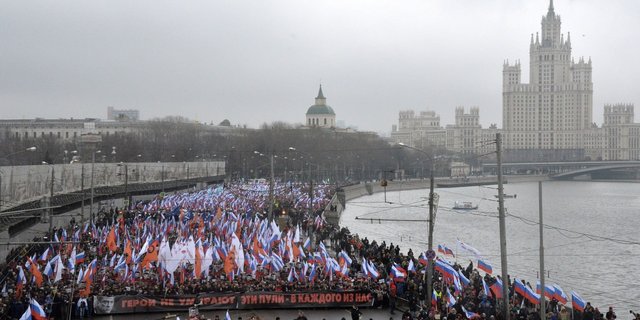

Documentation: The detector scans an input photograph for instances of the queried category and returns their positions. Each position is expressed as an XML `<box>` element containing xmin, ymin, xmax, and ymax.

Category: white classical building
<box><xmin>390</xmin><ymin>107</ymin><xmax>497</xmax><ymax>155</ymax></box>
<box><xmin>305</xmin><ymin>85</ymin><xmax>336</xmax><ymax>128</ymax></box>
<box><xmin>390</xmin><ymin>110</ymin><xmax>446</xmax><ymax>149</ymax></box>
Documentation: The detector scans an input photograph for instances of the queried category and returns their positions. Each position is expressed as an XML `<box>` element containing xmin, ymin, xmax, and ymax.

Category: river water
<box><xmin>340</xmin><ymin>181</ymin><xmax>640</xmax><ymax>312</ymax></box>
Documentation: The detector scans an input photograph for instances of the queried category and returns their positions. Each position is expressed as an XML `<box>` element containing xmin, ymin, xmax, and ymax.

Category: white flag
<box><xmin>457</xmin><ymin>239</ymin><xmax>482</xmax><ymax>259</ymax></box>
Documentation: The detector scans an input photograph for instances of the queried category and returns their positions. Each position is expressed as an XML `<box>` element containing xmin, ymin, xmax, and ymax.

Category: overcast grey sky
<box><xmin>1</xmin><ymin>0</ymin><xmax>639</xmax><ymax>134</ymax></box>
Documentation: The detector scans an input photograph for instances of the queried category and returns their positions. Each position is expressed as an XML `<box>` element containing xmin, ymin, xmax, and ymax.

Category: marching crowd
<box><xmin>0</xmin><ymin>181</ymin><xmax>608</xmax><ymax>320</ymax></box>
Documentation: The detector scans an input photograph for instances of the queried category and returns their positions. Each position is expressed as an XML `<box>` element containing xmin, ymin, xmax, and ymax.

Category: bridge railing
<box><xmin>0</xmin><ymin>161</ymin><xmax>225</xmax><ymax>212</ymax></box>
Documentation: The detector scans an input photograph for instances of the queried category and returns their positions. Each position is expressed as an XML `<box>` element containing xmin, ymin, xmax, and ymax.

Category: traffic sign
<box><xmin>426</xmin><ymin>249</ymin><xmax>436</xmax><ymax>260</ymax></box>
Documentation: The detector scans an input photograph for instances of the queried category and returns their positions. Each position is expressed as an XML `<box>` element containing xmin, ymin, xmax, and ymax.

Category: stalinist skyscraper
<box><xmin>502</xmin><ymin>0</ymin><xmax>593</xmax><ymax>155</ymax></box>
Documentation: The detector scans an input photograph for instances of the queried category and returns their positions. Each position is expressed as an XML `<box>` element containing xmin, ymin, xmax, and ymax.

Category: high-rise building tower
<box><xmin>503</xmin><ymin>0</ymin><xmax>592</xmax><ymax>151</ymax></box>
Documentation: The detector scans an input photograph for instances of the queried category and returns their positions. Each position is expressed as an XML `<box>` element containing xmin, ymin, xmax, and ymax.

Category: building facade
<box><xmin>392</xmin><ymin>1</ymin><xmax>639</xmax><ymax>162</ymax></box>
<box><xmin>0</xmin><ymin>118</ymin><xmax>138</xmax><ymax>142</ymax></box>
<box><xmin>390</xmin><ymin>110</ymin><xmax>446</xmax><ymax>149</ymax></box>
<box><xmin>305</xmin><ymin>85</ymin><xmax>336</xmax><ymax>128</ymax></box>
<box><xmin>107</xmin><ymin>106</ymin><xmax>140</xmax><ymax>121</ymax></box>
<box><xmin>391</xmin><ymin>107</ymin><xmax>497</xmax><ymax>156</ymax></box>
<box><xmin>502</xmin><ymin>0</ymin><xmax>592</xmax><ymax>153</ymax></box>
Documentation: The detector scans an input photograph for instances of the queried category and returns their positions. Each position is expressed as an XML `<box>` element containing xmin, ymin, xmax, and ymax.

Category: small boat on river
<box><xmin>453</xmin><ymin>201</ymin><xmax>478</xmax><ymax>210</ymax></box>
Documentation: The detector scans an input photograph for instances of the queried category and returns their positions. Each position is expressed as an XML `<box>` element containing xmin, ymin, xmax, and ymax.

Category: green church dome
<box><xmin>306</xmin><ymin>104</ymin><xmax>335</xmax><ymax>115</ymax></box>
<box><xmin>305</xmin><ymin>85</ymin><xmax>336</xmax><ymax>115</ymax></box>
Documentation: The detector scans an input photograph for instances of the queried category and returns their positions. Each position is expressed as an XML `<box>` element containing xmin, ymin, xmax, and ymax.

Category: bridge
<box><xmin>0</xmin><ymin>161</ymin><xmax>225</xmax><ymax>235</ymax></box>
<box><xmin>481</xmin><ymin>160</ymin><xmax>640</xmax><ymax>180</ymax></box>
<box><xmin>482</xmin><ymin>160</ymin><xmax>640</xmax><ymax>174</ymax></box>
<box><xmin>549</xmin><ymin>163</ymin><xmax>640</xmax><ymax>180</ymax></box>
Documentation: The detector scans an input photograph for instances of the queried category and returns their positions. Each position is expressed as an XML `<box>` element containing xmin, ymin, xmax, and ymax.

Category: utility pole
<box><xmin>269</xmin><ymin>154</ymin><xmax>275</xmax><ymax>220</ymax></box>
<box><xmin>49</xmin><ymin>166</ymin><xmax>54</xmax><ymax>233</ymax></box>
<box><xmin>496</xmin><ymin>133</ymin><xmax>510</xmax><ymax>320</ymax></box>
<box><xmin>426</xmin><ymin>164</ymin><xmax>435</xmax><ymax>308</ymax></box>
<box><xmin>539</xmin><ymin>181</ymin><xmax>546</xmax><ymax>320</ymax></box>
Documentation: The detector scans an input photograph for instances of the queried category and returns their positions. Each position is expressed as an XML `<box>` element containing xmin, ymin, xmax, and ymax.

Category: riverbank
<box><xmin>338</xmin><ymin>180</ymin><xmax>640</xmax><ymax>312</ymax></box>
<box><xmin>327</xmin><ymin>175</ymin><xmax>549</xmax><ymax>223</ymax></box>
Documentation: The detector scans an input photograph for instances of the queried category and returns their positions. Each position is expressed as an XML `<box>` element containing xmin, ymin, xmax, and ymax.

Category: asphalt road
<box><xmin>94</xmin><ymin>307</ymin><xmax>398</xmax><ymax>320</ymax></box>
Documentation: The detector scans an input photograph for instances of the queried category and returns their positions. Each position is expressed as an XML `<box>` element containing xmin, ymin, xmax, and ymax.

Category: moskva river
<box><xmin>340</xmin><ymin>181</ymin><xmax>640</xmax><ymax>312</ymax></box>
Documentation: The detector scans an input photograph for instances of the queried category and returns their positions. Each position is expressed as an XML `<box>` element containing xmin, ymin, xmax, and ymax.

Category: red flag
<box><xmin>28</xmin><ymin>258</ymin><xmax>43</xmax><ymax>287</ymax></box>
<box><xmin>106</xmin><ymin>226</ymin><xmax>117</xmax><ymax>253</ymax></box>
<box><xmin>194</xmin><ymin>245</ymin><xmax>202</xmax><ymax>279</ymax></box>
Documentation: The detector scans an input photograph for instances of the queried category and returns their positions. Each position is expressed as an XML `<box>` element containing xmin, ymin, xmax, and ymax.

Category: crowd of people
<box><xmin>0</xmin><ymin>180</ymin><xmax>610</xmax><ymax>320</ymax></box>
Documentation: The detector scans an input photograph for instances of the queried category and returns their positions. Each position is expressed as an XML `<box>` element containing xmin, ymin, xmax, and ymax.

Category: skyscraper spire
<box><xmin>548</xmin><ymin>0</ymin><xmax>555</xmax><ymax>15</ymax></box>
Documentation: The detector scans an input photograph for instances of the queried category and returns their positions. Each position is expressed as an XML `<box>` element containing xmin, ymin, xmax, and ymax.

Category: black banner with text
<box><xmin>93</xmin><ymin>291</ymin><xmax>373</xmax><ymax>315</ymax></box>
<box><xmin>237</xmin><ymin>291</ymin><xmax>374</xmax><ymax>309</ymax></box>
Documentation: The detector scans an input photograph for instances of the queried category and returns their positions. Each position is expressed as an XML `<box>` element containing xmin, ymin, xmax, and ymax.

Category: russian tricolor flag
<box><xmin>418</xmin><ymin>253</ymin><xmax>429</xmax><ymax>266</ymax></box>
<box><xmin>462</xmin><ymin>306</ymin><xmax>480</xmax><ymax>319</ymax></box>
<box><xmin>392</xmin><ymin>263</ymin><xmax>407</xmax><ymax>278</ymax></box>
<box><xmin>523</xmin><ymin>284</ymin><xmax>541</xmax><ymax>305</ymax></box>
<box><xmin>490</xmin><ymin>277</ymin><xmax>504</xmax><ymax>299</ymax></box>
<box><xmin>571</xmin><ymin>291</ymin><xmax>586</xmax><ymax>312</ymax></box>
<box><xmin>458</xmin><ymin>270</ymin><xmax>470</xmax><ymax>286</ymax></box>
<box><xmin>477</xmin><ymin>260</ymin><xmax>492</xmax><ymax>274</ymax></box>
<box><xmin>287</xmin><ymin>268</ymin><xmax>295</xmax><ymax>283</ymax></box>
<box><xmin>513</xmin><ymin>278</ymin><xmax>527</xmax><ymax>296</ymax></box>
<box><xmin>481</xmin><ymin>277</ymin><xmax>490</xmax><ymax>298</ymax></box>
<box><xmin>308</xmin><ymin>263</ymin><xmax>317</xmax><ymax>283</ymax></box>
<box><xmin>535</xmin><ymin>281</ymin><xmax>555</xmax><ymax>300</ymax></box>
<box><xmin>39</xmin><ymin>248</ymin><xmax>50</xmax><ymax>262</ymax></box>
<box><xmin>30</xmin><ymin>298</ymin><xmax>48</xmax><ymax>320</ymax></box>
<box><xmin>361</xmin><ymin>258</ymin><xmax>369</xmax><ymax>275</ymax></box>
<box><xmin>446</xmin><ymin>288</ymin><xmax>456</xmax><ymax>307</ymax></box>
<box><xmin>303</xmin><ymin>238</ymin><xmax>311</xmax><ymax>251</ymax></box>
<box><xmin>435</xmin><ymin>259</ymin><xmax>457</xmax><ymax>281</ymax></box>
<box><xmin>367</xmin><ymin>260</ymin><xmax>379</xmax><ymax>279</ymax></box>
<box><xmin>437</xmin><ymin>244</ymin><xmax>445</xmax><ymax>255</ymax></box>
<box><xmin>75</xmin><ymin>251</ymin><xmax>85</xmax><ymax>265</ymax></box>
<box><xmin>553</xmin><ymin>284</ymin><xmax>568</xmax><ymax>305</ymax></box>
<box><xmin>444</xmin><ymin>246</ymin><xmax>455</xmax><ymax>257</ymax></box>
<box><xmin>453</xmin><ymin>274</ymin><xmax>463</xmax><ymax>293</ymax></box>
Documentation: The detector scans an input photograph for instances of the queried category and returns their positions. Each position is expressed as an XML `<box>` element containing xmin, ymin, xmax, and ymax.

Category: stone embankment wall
<box><xmin>324</xmin><ymin>175</ymin><xmax>549</xmax><ymax>225</ymax></box>
<box><xmin>0</xmin><ymin>161</ymin><xmax>225</xmax><ymax>211</ymax></box>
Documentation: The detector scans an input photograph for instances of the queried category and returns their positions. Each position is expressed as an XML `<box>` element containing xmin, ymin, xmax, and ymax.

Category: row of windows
<box><xmin>9</xmin><ymin>131</ymin><xmax>120</xmax><ymax>139</ymax></box>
